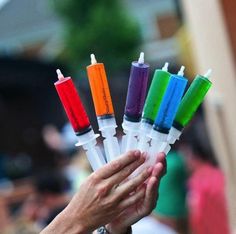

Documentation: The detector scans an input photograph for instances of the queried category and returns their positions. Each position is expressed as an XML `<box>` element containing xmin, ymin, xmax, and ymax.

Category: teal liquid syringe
<box><xmin>147</xmin><ymin>66</ymin><xmax>188</xmax><ymax>165</ymax></box>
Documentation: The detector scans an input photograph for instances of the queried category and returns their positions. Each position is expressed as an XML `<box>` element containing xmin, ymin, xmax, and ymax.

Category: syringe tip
<box><xmin>204</xmin><ymin>69</ymin><xmax>212</xmax><ymax>79</ymax></box>
<box><xmin>162</xmin><ymin>62</ymin><xmax>169</xmax><ymax>71</ymax></box>
<box><xmin>177</xmin><ymin>65</ymin><xmax>185</xmax><ymax>76</ymax></box>
<box><xmin>56</xmin><ymin>69</ymin><xmax>64</xmax><ymax>80</ymax></box>
<box><xmin>90</xmin><ymin>54</ymin><xmax>97</xmax><ymax>65</ymax></box>
<box><xmin>138</xmin><ymin>52</ymin><xmax>144</xmax><ymax>64</ymax></box>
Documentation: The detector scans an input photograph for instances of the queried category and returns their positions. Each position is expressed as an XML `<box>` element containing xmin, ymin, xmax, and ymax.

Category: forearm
<box><xmin>40</xmin><ymin>209</ymin><xmax>88</xmax><ymax>234</ymax></box>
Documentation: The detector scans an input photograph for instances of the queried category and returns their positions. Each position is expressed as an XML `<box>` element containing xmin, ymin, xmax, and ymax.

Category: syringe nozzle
<box><xmin>162</xmin><ymin>62</ymin><xmax>169</xmax><ymax>71</ymax></box>
<box><xmin>56</xmin><ymin>69</ymin><xmax>64</xmax><ymax>80</ymax></box>
<box><xmin>138</xmin><ymin>52</ymin><xmax>144</xmax><ymax>64</ymax></box>
<box><xmin>177</xmin><ymin>66</ymin><xmax>185</xmax><ymax>76</ymax></box>
<box><xmin>204</xmin><ymin>69</ymin><xmax>212</xmax><ymax>79</ymax></box>
<box><xmin>90</xmin><ymin>54</ymin><xmax>97</xmax><ymax>65</ymax></box>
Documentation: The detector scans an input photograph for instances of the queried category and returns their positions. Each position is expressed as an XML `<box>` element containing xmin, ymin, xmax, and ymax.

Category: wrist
<box><xmin>41</xmin><ymin>209</ymin><xmax>88</xmax><ymax>234</ymax></box>
<box><xmin>105</xmin><ymin>224</ymin><xmax>131</xmax><ymax>234</ymax></box>
<box><xmin>61</xmin><ymin>209</ymin><xmax>88</xmax><ymax>234</ymax></box>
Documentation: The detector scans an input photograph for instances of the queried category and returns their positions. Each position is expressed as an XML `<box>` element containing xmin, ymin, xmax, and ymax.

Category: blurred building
<box><xmin>0</xmin><ymin>0</ymin><xmax>63</xmax><ymax>60</ymax></box>
<box><xmin>0</xmin><ymin>0</ymin><xmax>66</xmax><ymax>174</ymax></box>
<box><xmin>181</xmin><ymin>0</ymin><xmax>236</xmax><ymax>231</ymax></box>
<box><xmin>0</xmin><ymin>0</ymin><xmax>181</xmax><ymax>63</ymax></box>
<box><xmin>125</xmin><ymin>0</ymin><xmax>180</xmax><ymax>64</ymax></box>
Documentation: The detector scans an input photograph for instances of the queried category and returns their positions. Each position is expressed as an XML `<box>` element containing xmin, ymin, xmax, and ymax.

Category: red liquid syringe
<box><xmin>54</xmin><ymin>69</ymin><xmax>106</xmax><ymax>171</ymax></box>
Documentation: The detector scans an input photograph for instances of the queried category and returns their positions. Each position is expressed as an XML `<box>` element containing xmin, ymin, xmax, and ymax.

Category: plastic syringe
<box><xmin>148</xmin><ymin>66</ymin><xmax>188</xmax><ymax>164</ymax></box>
<box><xmin>86</xmin><ymin>54</ymin><xmax>120</xmax><ymax>162</ymax></box>
<box><xmin>162</xmin><ymin>69</ymin><xmax>212</xmax><ymax>154</ymax></box>
<box><xmin>54</xmin><ymin>69</ymin><xmax>106</xmax><ymax>171</ymax></box>
<box><xmin>122</xmin><ymin>52</ymin><xmax>150</xmax><ymax>153</ymax></box>
<box><xmin>137</xmin><ymin>62</ymin><xmax>171</xmax><ymax>153</ymax></box>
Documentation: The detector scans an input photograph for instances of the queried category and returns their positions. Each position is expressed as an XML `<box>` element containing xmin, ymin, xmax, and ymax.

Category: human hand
<box><xmin>106</xmin><ymin>152</ymin><xmax>166</xmax><ymax>234</ymax></box>
<box><xmin>41</xmin><ymin>150</ymin><xmax>152</xmax><ymax>234</ymax></box>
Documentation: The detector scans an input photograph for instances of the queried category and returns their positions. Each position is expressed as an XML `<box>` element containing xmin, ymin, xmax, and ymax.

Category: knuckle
<box><xmin>111</xmin><ymin>161</ymin><xmax>121</xmax><ymax>171</ymax></box>
<box><xmin>106</xmin><ymin>196</ymin><xmax>117</xmax><ymax>207</ymax></box>
<box><xmin>128</xmin><ymin>150</ymin><xmax>137</xmax><ymax>159</ymax></box>
<box><xmin>123</xmin><ymin>167</ymin><xmax>133</xmax><ymax>176</ymax></box>
<box><xmin>141</xmin><ymin>171</ymin><xmax>148</xmax><ymax>179</ymax></box>
<box><xmin>96</xmin><ymin>184</ymin><xmax>109</xmax><ymax>198</ymax></box>
<box><xmin>90</xmin><ymin>173</ymin><xmax>99</xmax><ymax>181</ymax></box>
<box><xmin>129</xmin><ymin>183</ymin><xmax>137</xmax><ymax>191</ymax></box>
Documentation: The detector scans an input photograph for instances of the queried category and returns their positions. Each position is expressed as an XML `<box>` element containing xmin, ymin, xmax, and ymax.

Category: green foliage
<box><xmin>54</xmin><ymin>0</ymin><xmax>141</xmax><ymax>76</ymax></box>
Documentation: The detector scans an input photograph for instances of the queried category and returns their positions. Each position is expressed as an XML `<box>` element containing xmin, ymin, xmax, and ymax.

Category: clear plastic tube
<box><xmin>75</xmin><ymin>129</ymin><xmax>106</xmax><ymax>171</ymax></box>
<box><xmin>97</xmin><ymin>117</ymin><xmax>120</xmax><ymax>162</ymax></box>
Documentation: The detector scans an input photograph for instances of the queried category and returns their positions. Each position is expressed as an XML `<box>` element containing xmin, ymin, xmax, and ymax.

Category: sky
<box><xmin>0</xmin><ymin>0</ymin><xmax>10</xmax><ymax>10</ymax></box>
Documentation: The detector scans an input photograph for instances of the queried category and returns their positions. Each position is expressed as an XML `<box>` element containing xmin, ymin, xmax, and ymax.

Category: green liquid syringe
<box><xmin>160</xmin><ymin>69</ymin><xmax>212</xmax><ymax>154</ymax></box>
<box><xmin>137</xmin><ymin>63</ymin><xmax>171</xmax><ymax>152</ymax></box>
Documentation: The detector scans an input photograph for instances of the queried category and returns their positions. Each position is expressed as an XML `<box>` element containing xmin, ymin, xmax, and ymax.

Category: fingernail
<box><xmin>142</xmin><ymin>152</ymin><xmax>148</xmax><ymax>160</ymax></box>
<box><xmin>147</xmin><ymin>166</ymin><xmax>153</xmax><ymax>173</ymax></box>
<box><xmin>134</xmin><ymin>150</ymin><xmax>141</xmax><ymax>158</ymax></box>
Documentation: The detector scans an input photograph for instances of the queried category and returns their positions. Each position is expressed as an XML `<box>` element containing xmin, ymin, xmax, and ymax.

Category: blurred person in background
<box><xmin>42</xmin><ymin>123</ymin><xmax>77</xmax><ymax>156</ymax></box>
<box><xmin>152</xmin><ymin>149</ymin><xmax>188</xmax><ymax>234</ymax></box>
<box><xmin>180</xmin><ymin>114</ymin><xmax>230</xmax><ymax>234</ymax></box>
<box><xmin>34</xmin><ymin>170</ymin><xmax>71</xmax><ymax>228</ymax></box>
<box><xmin>132</xmin><ymin>149</ymin><xmax>188</xmax><ymax>234</ymax></box>
<box><xmin>42</xmin><ymin>124</ymin><xmax>92</xmax><ymax>194</ymax></box>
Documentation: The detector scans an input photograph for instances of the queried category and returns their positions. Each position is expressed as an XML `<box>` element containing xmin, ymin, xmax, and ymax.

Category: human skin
<box><xmin>41</xmin><ymin>150</ymin><xmax>166</xmax><ymax>234</ymax></box>
<box><xmin>105</xmin><ymin>153</ymin><xmax>166</xmax><ymax>234</ymax></box>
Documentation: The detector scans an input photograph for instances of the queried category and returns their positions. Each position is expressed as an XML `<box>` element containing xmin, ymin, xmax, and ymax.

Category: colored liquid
<box><xmin>154</xmin><ymin>75</ymin><xmax>188</xmax><ymax>133</ymax></box>
<box><xmin>87</xmin><ymin>63</ymin><xmax>114</xmax><ymax>117</ymax></box>
<box><xmin>124</xmin><ymin>61</ymin><xmax>149</xmax><ymax>122</ymax></box>
<box><xmin>55</xmin><ymin>77</ymin><xmax>91</xmax><ymax>135</ymax></box>
<box><xmin>142</xmin><ymin>69</ymin><xmax>171</xmax><ymax>124</ymax></box>
<box><xmin>174</xmin><ymin>75</ymin><xmax>212</xmax><ymax>129</ymax></box>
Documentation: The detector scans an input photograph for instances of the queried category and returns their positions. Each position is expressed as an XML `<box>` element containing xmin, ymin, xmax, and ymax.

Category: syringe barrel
<box><xmin>142</xmin><ymin>69</ymin><xmax>171</xmax><ymax>123</ymax></box>
<box><xmin>121</xmin><ymin>119</ymin><xmax>140</xmax><ymax>153</ymax></box>
<box><xmin>174</xmin><ymin>75</ymin><xmax>212</xmax><ymax>130</ymax></box>
<box><xmin>75</xmin><ymin>129</ymin><xmax>106</xmax><ymax>171</ymax></box>
<box><xmin>137</xmin><ymin>135</ymin><xmax>150</xmax><ymax>153</ymax></box>
<box><xmin>103</xmin><ymin>137</ymin><xmax>120</xmax><ymax>162</ymax></box>
<box><xmin>97</xmin><ymin>116</ymin><xmax>117</xmax><ymax>132</ymax></box>
<box><xmin>145</xmin><ymin>139</ymin><xmax>163</xmax><ymax>168</ymax></box>
<box><xmin>159</xmin><ymin>142</ymin><xmax>171</xmax><ymax>155</ymax></box>
<box><xmin>154</xmin><ymin>75</ymin><xmax>188</xmax><ymax>134</ymax></box>
<box><xmin>84</xmin><ymin>143</ymin><xmax>106</xmax><ymax>171</ymax></box>
<box><xmin>124</xmin><ymin>61</ymin><xmax>149</xmax><ymax>122</ymax></box>
<box><xmin>137</xmin><ymin>121</ymin><xmax>152</xmax><ymax>152</ymax></box>
<box><xmin>86</xmin><ymin>62</ymin><xmax>114</xmax><ymax>116</ymax></box>
<box><xmin>146</xmin><ymin>129</ymin><xmax>168</xmax><ymax>165</ymax></box>
<box><xmin>167</xmin><ymin>127</ymin><xmax>182</xmax><ymax>144</ymax></box>
<box><xmin>54</xmin><ymin>77</ymin><xmax>91</xmax><ymax>135</ymax></box>
<box><xmin>97</xmin><ymin>117</ymin><xmax>120</xmax><ymax>162</ymax></box>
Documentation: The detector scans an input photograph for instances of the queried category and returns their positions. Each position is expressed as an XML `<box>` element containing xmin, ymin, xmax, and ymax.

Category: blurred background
<box><xmin>0</xmin><ymin>0</ymin><xmax>235</xmax><ymax>233</ymax></box>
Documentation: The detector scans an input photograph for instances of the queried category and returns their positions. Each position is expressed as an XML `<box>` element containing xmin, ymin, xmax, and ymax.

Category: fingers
<box><xmin>118</xmin><ymin>186</ymin><xmax>145</xmax><ymax>210</ymax></box>
<box><xmin>107</xmin><ymin>152</ymin><xmax>146</xmax><ymax>186</ymax></box>
<box><xmin>143</xmin><ymin>176</ymin><xmax>159</xmax><ymax>214</ymax></box>
<box><xmin>115</xmin><ymin>166</ymin><xmax>152</xmax><ymax>199</ymax></box>
<box><xmin>152</xmin><ymin>162</ymin><xmax>164</xmax><ymax>178</ymax></box>
<box><xmin>155</xmin><ymin>152</ymin><xmax>167</xmax><ymax>177</ymax></box>
<box><xmin>95</xmin><ymin>150</ymin><xmax>141</xmax><ymax>179</ymax></box>
<box><xmin>156</xmin><ymin>152</ymin><xmax>166</xmax><ymax>164</ymax></box>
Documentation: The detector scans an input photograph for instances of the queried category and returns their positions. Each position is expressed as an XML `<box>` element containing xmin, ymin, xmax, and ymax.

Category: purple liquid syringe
<box><xmin>122</xmin><ymin>52</ymin><xmax>150</xmax><ymax>153</ymax></box>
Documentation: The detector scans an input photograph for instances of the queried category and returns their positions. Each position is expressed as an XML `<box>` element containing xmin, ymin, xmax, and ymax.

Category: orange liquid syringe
<box><xmin>86</xmin><ymin>54</ymin><xmax>120</xmax><ymax>162</ymax></box>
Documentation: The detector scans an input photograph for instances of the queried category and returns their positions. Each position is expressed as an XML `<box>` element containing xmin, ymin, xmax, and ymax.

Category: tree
<box><xmin>54</xmin><ymin>0</ymin><xmax>141</xmax><ymax>77</ymax></box>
